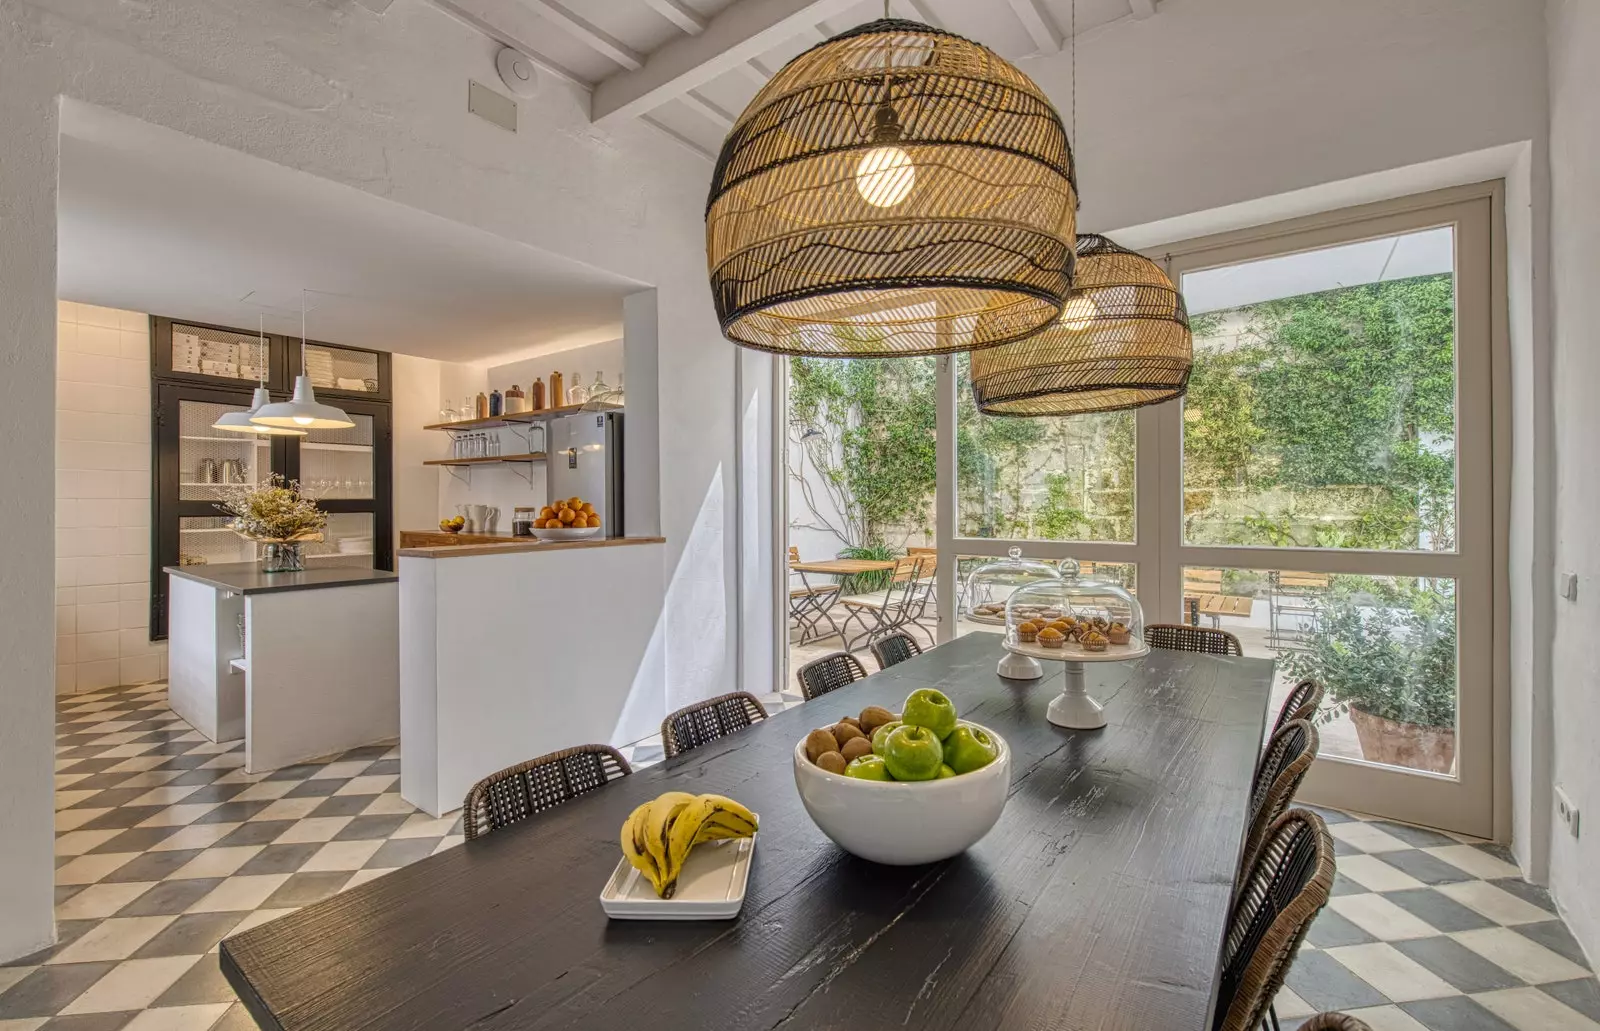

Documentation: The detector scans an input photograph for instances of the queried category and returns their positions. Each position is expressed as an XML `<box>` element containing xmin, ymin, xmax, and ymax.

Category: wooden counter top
<box><xmin>397</xmin><ymin>536</ymin><xmax>665</xmax><ymax>559</ymax></box>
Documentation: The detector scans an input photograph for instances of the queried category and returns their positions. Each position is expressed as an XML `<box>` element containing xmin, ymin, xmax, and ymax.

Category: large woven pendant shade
<box><xmin>969</xmin><ymin>234</ymin><xmax>1192</xmax><ymax>415</ymax></box>
<box><xmin>706</xmin><ymin>18</ymin><xmax>1078</xmax><ymax>357</ymax></box>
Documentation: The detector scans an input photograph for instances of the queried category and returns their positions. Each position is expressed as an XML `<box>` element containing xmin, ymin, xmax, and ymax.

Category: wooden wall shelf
<box><xmin>422</xmin><ymin>402</ymin><xmax>620</xmax><ymax>432</ymax></box>
<box><xmin>423</xmin><ymin>453</ymin><xmax>546</xmax><ymax>467</ymax></box>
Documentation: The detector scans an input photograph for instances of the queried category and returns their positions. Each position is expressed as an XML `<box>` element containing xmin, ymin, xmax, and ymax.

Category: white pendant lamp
<box><xmin>251</xmin><ymin>292</ymin><xmax>355</xmax><ymax>431</ymax></box>
<box><xmin>213</xmin><ymin>317</ymin><xmax>307</xmax><ymax>436</ymax></box>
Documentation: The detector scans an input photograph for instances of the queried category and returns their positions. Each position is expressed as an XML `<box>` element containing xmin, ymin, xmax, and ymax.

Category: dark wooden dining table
<box><xmin>222</xmin><ymin>633</ymin><xmax>1274</xmax><ymax>1031</ymax></box>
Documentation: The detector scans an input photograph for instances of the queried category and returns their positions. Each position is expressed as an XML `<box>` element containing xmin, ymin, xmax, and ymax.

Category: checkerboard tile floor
<box><xmin>5</xmin><ymin>683</ymin><xmax>1595</xmax><ymax>1030</ymax></box>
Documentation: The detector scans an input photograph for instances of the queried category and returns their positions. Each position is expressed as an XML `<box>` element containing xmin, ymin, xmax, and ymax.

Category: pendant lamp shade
<box><xmin>250</xmin><ymin>375</ymin><xmax>357</xmax><ymax>430</ymax></box>
<box><xmin>213</xmin><ymin>387</ymin><xmax>308</xmax><ymax>436</ymax></box>
<box><xmin>706</xmin><ymin>18</ymin><xmax>1078</xmax><ymax>357</ymax></box>
<box><xmin>968</xmin><ymin>234</ymin><xmax>1192</xmax><ymax>416</ymax></box>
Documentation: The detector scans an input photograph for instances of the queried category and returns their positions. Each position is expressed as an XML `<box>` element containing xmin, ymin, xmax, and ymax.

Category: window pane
<box><xmin>955</xmin><ymin>354</ymin><xmax>1134</xmax><ymax>542</ymax></box>
<box><xmin>305</xmin><ymin>513</ymin><xmax>375</xmax><ymax>568</ymax></box>
<box><xmin>1182</xmin><ymin>566</ymin><xmax>1458</xmax><ymax>776</ymax></box>
<box><xmin>178</xmin><ymin>400</ymin><xmax>271</xmax><ymax>502</ymax></box>
<box><xmin>1181</xmin><ymin>227</ymin><xmax>1457</xmax><ymax>551</ymax></box>
<box><xmin>299</xmin><ymin>414</ymin><xmax>375</xmax><ymax>501</ymax></box>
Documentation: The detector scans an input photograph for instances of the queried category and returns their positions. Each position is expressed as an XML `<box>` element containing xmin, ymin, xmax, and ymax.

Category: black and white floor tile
<box><xmin>3</xmin><ymin>683</ymin><xmax>1595</xmax><ymax>1030</ymax></box>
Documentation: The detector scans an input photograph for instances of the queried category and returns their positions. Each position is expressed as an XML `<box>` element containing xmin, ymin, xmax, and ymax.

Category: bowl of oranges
<box><xmin>530</xmin><ymin>497</ymin><xmax>603</xmax><ymax>540</ymax></box>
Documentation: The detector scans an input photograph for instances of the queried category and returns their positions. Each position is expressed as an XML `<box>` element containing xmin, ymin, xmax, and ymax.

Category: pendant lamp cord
<box><xmin>300</xmin><ymin>288</ymin><xmax>308</xmax><ymax>368</ymax></box>
<box><xmin>257</xmin><ymin>315</ymin><xmax>267</xmax><ymax>389</ymax></box>
<box><xmin>1070</xmin><ymin>0</ymin><xmax>1077</xmax><ymax>148</ymax></box>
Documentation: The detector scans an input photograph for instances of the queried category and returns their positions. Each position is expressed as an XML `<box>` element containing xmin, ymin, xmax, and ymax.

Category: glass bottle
<box><xmin>550</xmin><ymin>371</ymin><xmax>564</xmax><ymax>409</ymax></box>
<box><xmin>569</xmin><ymin>373</ymin><xmax>588</xmax><ymax>405</ymax></box>
<box><xmin>614</xmin><ymin>373</ymin><xmax>625</xmax><ymax>406</ymax></box>
<box><xmin>589</xmin><ymin>370</ymin><xmax>609</xmax><ymax>403</ymax></box>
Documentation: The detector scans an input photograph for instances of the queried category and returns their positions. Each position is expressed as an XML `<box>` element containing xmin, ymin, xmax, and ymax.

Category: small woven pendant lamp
<box><xmin>969</xmin><ymin>234</ymin><xmax>1192</xmax><ymax>415</ymax></box>
<box><xmin>706</xmin><ymin>18</ymin><xmax>1078</xmax><ymax>357</ymax></box>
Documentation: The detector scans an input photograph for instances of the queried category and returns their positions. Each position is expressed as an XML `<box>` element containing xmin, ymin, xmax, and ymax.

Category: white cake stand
<box><xmin>1002</xmin><ymin>636</ymin><xmax>1150</xmax><ymax>729</ymax></box>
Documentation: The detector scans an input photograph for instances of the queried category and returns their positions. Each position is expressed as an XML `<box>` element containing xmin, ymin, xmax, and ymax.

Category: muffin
<box><xmin>1047</xmin><ymin>619</ymin><xmax>1071</xmax><ymax>634</ymax></box>
<box><xmin>1082</xmin><ymin>630</ymin><xmax>1109</xmax><ymax>652</ymax></box>
<box><xmin>1017</xmin><ymin>621</ymin><xmax>1040</xmax><ymax>643</ymax></box>
<box><xmin>1037</xmin><ymin>627</ymin><xmax>1065</xmax><ymax>649</ymax></box>
<box><xmin>1107</xmin><ymin>622</ymin><xmax>1130</xmax><ymax>645</ymax></box>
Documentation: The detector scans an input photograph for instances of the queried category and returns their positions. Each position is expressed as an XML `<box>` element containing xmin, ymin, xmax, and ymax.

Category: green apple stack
<box><xmin>798</xmin><ymin>687</ymin><xmax>1000</xmax><ymax>782</ymax></box>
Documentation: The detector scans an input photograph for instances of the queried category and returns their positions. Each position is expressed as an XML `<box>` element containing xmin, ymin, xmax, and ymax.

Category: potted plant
<box><xmin>1280</xmin><ymin>586</ymin><xmax>1457</xmax><ymax>774</ymax></box>
<box><xmin>216</xmin><ymin>475</ymin><xmax>327</xmax><ymax>573</ymax></box>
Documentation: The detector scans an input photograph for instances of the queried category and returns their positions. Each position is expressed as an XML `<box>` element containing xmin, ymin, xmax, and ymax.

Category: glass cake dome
<box><xmin>1003</xmin><ymin>558</ymin><xmax>1145</xmax><ymax>654</ymax></box>
<box><xmin>962</xmin><ymin>547</ymin><xmax>1063</xmax><ymax>626</ymax></box>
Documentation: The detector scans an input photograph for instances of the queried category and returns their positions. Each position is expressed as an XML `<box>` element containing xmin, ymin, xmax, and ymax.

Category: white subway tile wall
<box><xmin>55</xmin><ymin>301</ymin><xmax>166</xmax><ymax>694</ymax></box>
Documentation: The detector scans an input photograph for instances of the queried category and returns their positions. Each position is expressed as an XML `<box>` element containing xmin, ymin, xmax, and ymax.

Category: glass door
<box><xmin>1161</xmin><ymin>195</ymin><xmax>1495</xmax><ymax>836</ymax></box>
<box><xmin>282</xmin><ymin>398</ymin><xmax>393</xmax><ymax>572</ymax></box>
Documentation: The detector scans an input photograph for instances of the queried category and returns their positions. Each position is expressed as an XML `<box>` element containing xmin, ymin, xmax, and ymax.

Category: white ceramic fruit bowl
<box><xmin>530</xmin><ymin>525</ymin><xmax>601</xmax><ymax>541</ymax></box>
<box><xmin>791</xmin><ymin>725</ymin><xmax>1011</xmax><ymax>865</ymax></box>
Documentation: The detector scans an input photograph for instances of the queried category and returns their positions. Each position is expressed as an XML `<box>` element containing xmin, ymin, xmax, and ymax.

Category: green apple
<box><xmin>901</xmin><ymin>688</ymin><xmax>958</xmax><ymax>740</ymax></box>
<box><xmin>880</xmin><ymin>725</ymin><xmax>944</xmax><ymax>781</ymax></box>
<box><xmin>870</xmin><ymin>720</ymin><xmax>904</xmax><ymax>756</ymax></box>
<box><xmin>942</xmin><ymin>723</ymin><xmax>999</xmax><ymax>774</ymax></box>
<box><xmin>845</xmin><ymin>755</ymin><xmax>893</xmax><ymax>781</ymax></box>
<box><xmin>936</xmin><ymin>764</ymin><xmax>956</xmax><ymax>779</ymax></box>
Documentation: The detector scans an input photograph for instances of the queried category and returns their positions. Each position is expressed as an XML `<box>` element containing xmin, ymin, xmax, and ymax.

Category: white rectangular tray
<box><xmin>599</xmin><ymin>834</ymin><xmax>755</xmax><ymax>920</ymax></box>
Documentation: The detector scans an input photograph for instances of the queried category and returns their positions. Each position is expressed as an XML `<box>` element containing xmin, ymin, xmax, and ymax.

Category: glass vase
<box><xmin>261</xmin><ymin>541</ymin><xmax>306</xmax><ymax>573</ymax></box>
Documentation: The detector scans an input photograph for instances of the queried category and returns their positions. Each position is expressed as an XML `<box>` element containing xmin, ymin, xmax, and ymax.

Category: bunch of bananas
<box><xmin>620</xmin><ymin>792</ymin><xmax>758</xmax><ymax>899</ymax></box>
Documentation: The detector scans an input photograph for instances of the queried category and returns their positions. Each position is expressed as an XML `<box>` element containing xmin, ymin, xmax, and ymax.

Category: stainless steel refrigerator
<box><xmin>546</xmin><ymin>411</ymin><xmax>625</xmax><ymax>537</ymax></box>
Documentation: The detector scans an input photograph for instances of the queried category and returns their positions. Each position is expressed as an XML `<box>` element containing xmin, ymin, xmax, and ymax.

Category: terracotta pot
<box><xmin>1348</xmin><ymin>706</ymin><xmax>1456</xmax><ymax>775</ymax></box>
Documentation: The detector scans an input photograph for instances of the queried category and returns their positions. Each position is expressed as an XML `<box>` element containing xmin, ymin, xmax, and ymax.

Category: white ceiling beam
<box><xmin>524</xmin><ymin>0</ymin><xmax>643</xmax><ymax>70</ymax></box>
<box><xmin>427</xmin><ymin>0</ymin><xmax>591</xmax><ymax>88</ymax></box>
<box><xmin>642</xmin><ymin>0</ymin><xmax>707</xmax><ymax>35</ymax></box>
<box><xmin>640</xmin><ymin>115</ymin><xmax>716</xmax><ymax>161</ymax></box>
<box><xmin>1129</xmin><ymin>0</ymin><xmax>1159</xmax><ymax>18</ymax></box>
<box><xmin>591</xmin><ymin>0</ymin><xmax>863</xmax><ymax>124</ymax></box>
<box><xmin>677</xmin><ymin>90</ymin><xmax>736</xmax><ymax>129</ymax></box>
<box><xmin>1006</xmin><ymin>0</ymin><xmax>1062</xmax><ymax>54</ymax></box>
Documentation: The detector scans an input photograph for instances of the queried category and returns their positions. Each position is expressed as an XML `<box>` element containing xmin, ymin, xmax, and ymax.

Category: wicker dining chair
<box><xmin>660</xmin><ymin>691</ymin><xmax>769</xmax><ymax>759</ymax></box>
<box><xmin>462</xmin><ymin>744</ymin><xmax>631</xmax><ymax>841</ymax></box>
<box><xmin>1213</xmin><ymin>809</ymin><xmax>1336</xmax><ymax>1031</ymax></box>
<box><xmin>1239</xmin><ymin>719</ymin><xmax>1319</xmax><ymax>880</ymax></box>
<box><xmin>1271</xmin><ymin>678</ymin><xmax>1325</xmax><ymax>737</ymax></box>
<box><xmin>869</xmin><ymin>631</ymin><xmax>924</xmax><ymax>670</ymax></box>
<box><xmin>1145</xmin><ymin>622</ymin><xmax>1245</xmax><ymax>656</ymax></box>
<box><xmin>796</xmin><ymin>651</ymin><xmax>869</xmax><ymax>701</ymax></box>
<box><xmin>1298</xmin><ymin>1015</ymin><xmax>1373</xmax><ymax>1031</ymax></box>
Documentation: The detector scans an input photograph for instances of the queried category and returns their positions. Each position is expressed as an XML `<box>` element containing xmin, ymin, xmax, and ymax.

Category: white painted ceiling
<box><xmin>56</xmin><ymin>104</ymin><xmax>645</xmax><ymax>365</ymax></box>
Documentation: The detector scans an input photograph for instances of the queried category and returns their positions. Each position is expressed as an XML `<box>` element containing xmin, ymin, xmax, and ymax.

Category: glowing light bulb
<box><xmin>293</xmin><ymin>415</ymin><xmax>315</xmax><ymax>426</ymax></box>
<box><xmin>1060</xmin><ymin>295</ymin><xmax>1101</xmax><ymax>330</ymax></box>
<box><xmin>856</xmin><ymin>146</ymin><xmax>915</xmax><ymax>207</ymax></box>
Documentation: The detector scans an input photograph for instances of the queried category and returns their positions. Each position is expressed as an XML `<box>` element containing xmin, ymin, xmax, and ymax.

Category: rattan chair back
<box><xmin>797</xmin><ymin>651</ymin><xmax>869</xmax><ymax>701</ymax></box>
<box><xmin>1213</xmin><ymin>809</ymin><xmax>1335</xmax><ymax>1031</ymax></box>
<box><xmin>1273</xmin><ymin>678</ymin><xmax>1325</xmax><ymax>736</ymax></box>
<box><xmin>462</xmin><ymin>744</ymin><xmax>631</xmax><ymax>842</ymax></box>
<box><xmin>1239</xmin><ymin>719</ymin><xmax>1319</xmax><ymax>877</ymax></box>
<box><xmin>869</xmin><ymin>631</ymin><xmax>924</xmax><ymax>670</ymax></box>
<box><xmin>661</xmin><ymin>691</ymin><xmax>769</xmax><ymax>759</ymax></box>
<box><xmin>1298</xmin><ymin>1015</ymin><xmax>1374</xmax><ymax>1031</ymax></box>
<box><xmin>1145</xmin><ymin>622</ymin><xmax>1244</xmax><ymax>656</ymax></box>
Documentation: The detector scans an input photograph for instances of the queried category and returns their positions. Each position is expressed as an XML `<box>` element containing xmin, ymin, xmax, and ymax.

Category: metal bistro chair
<box><xmin>788</xmin><ymin>546</ymin><xmax>843</xmax><ymax>645</ymax></box>
<box><xmin>1271</xmin><ymin>678</ymin><xmax>1325</xmax><ymax>738</ymax></box>
<box><xmin>1145</xmin><ymin>622</ymin><xmax>1245</xmax><ymax>656</ymax></box>
<box><xmin>462</xmin><ymin>744</ymin><xmax>631</xmax><ymax>841</ymax></box>
<box><xmin>796</xmin><ymin>650</ymin><xmax>869</xmax><ymax>701</ymax></box>
<box><xmin>1212</xmin><ymin>809</ymin><xmax>1336</xmax><ymax>1031</ymax></box>
<box><xmin>1239</xmin><ymin>719</ymin><xmax>1319</xmax><ymax>882</ymax></box>
<box><xmin>869</xmin><ymin>630</ymin><xmax>924</xmax><ymax>670</ymax></box>
<box><xmin>660</xmin><ymin>691</ymin><xmax>769</xmax><ymax>759</ymax></box>
<box><xmin>837</xmin><ymin>555</ymin><xmax>928</xmax><ymax>651</ymax></box>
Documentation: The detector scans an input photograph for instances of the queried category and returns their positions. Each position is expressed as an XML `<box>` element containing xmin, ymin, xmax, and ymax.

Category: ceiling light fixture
<box><xmin>706</xmin><ymin>9</ymin><xmax>1078</xmax><ymax>358</ymax></box>
<box><xmin>251</xmin><ymin>291</ymin><xmax>356</xmax><ymax>431</ymax></box>
<box><xmin>212</xmin><ymin>316</ymin><xmax>307</xmax><ymax>437</ymax></box>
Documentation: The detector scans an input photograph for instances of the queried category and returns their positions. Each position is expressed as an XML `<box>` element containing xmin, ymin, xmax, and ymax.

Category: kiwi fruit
<box><xmin>831</xmin><ymin>722</ymin><xmax>866</xmax><ymax>746</ymax></box>
<box><xmin>838</xmin><ymin>716</ymin><xmax>864</xmax><ymax>733</ymax></box>
<box><xmin>815</xmin><ymin>751</ymin><xmax>848</xmax><ymax>775</ymax></box>
<box><xmin>840</xmin><ymin>736</ymin><xmax>873</xmax><ymax>762</ymax></box>
<box><xmin>805</xmin><ymin>728</ymin><xmax>841</xmax><ymax>763</ymax></box>
<box><xmin>859</xmin><ymin>705</ymin><xmax>896</xmax><ymax>733</ymax></box>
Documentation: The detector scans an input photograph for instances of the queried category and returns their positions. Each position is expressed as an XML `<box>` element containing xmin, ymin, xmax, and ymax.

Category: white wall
<box><xmin>1543</xmin><ymin>0</ymin><xmax>1600</xmax><ymax>965</ymax></box>
<box><xmin>488</xmin><ymin>339</ymin><xmax>624</xmax><ymax>407</ymax></box>
<box><xmin>55</xmin><ymin>301</ymin><xmax>167</xmax><ymax>694</ymax></box>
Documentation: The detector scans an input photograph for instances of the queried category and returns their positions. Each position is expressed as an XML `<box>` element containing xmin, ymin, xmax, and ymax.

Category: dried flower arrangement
<box><xmin>216</xmin><ymin>474</ymin><xmax>326</xmax><ymax>543</ymax></box>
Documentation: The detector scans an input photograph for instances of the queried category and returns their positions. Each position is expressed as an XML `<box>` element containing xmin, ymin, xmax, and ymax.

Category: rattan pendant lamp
<box><xmin>967</xmin><ymin>0</ymin><xmax>1190</xmax><ymax>415</ymax></box>
<box><xmin>706</xmin><ymin>11</ymin><xmax>1079</xmax><ymax>357</ymax></box>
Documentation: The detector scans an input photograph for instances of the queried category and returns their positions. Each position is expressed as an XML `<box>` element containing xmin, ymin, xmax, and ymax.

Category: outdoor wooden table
<box><xmin>787</xmin><ymin>557</ymin><xmax>900</xmax><ymax>643</ymax></box>
<box><xmin>221</xmin><ymin>633</ymin><xmax>1274</xmax><ymax>1031</ymax></box>
<box><xmin>788</xmin><ymin>557</ymin><xmax>898</xmax><ymax>575</ymax></box>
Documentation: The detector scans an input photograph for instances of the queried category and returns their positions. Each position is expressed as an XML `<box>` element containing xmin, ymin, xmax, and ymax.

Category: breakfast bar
<box><xmin>223</xmin><ymin>633</ymin><xmax>1274</xmax><ymax>1030</ymax></box>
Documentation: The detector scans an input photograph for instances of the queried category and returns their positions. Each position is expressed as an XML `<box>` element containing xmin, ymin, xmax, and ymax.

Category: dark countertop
<box><xmin>221</xmin><ymin>633</ymin><xmax>1275</xmax><ymax>1031</ymax></box>
<box><xmin>164</xmin><ymin>562</ymin><xmax>399</xmax><ymax>596</ymax></box>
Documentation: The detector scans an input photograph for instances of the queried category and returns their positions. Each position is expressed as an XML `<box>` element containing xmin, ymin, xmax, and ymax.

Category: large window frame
<box><xmin>778</xmin><ymin>182</ymin><xmax>1508</xmax><ymax>837</ymax></box>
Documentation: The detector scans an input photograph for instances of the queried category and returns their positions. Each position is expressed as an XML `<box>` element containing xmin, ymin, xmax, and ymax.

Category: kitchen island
<box><xmin>397</xmin><ymin>536</ymin><xmax>666</xmax><ymax>816</ymax></box>
<box><xmin>165</xmin><ymin>562</ymin><xmax>400</xmax><ymax>772</ymax></box>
